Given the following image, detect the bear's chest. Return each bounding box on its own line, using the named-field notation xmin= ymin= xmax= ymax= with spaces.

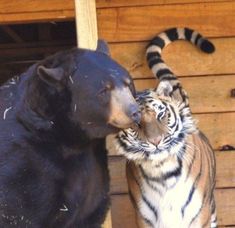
xmin=51 ymin=145 xmax=109 ymax=226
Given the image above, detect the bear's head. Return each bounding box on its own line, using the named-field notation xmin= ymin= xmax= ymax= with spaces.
xmin=16 ymin=41 xmax=140 ymax=142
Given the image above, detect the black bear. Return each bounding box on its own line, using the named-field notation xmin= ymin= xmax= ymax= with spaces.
xmin=0 ymin=42 xmax=140 ymax=227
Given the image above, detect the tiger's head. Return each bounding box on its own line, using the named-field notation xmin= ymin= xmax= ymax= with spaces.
xmin=116 ymin=89 xmax=197 ymax=162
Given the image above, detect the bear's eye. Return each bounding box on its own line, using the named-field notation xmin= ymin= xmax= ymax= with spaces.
xmin=98 ymin=84 xmax=112 ymax=98
xmin=98 ymin=88 xmax=108 ymax=96
xmin=156 ymin=104 xmax=167 ymax=121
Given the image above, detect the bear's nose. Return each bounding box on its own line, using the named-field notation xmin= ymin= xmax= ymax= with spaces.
xmin=129 ymin=105 xmax=141 ymax=125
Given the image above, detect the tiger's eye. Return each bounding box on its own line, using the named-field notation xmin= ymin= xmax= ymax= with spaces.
xmin=158 ymin=110 xmax=166 ymax=121
xmin=159 ymin=105 xmax=164 ymax=110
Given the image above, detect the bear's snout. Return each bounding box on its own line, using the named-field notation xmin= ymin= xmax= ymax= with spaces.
xmin=127 ymin=104 xmax=141 ymax=125
xmin=108 ymin=87 xmax=141 ymax=129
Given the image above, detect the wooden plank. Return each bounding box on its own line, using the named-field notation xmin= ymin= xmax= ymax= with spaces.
xmin=0 ymin=0 xmax=74 ymax=13
xmin=110 ymin=38 xmax=235 ymax=78
xmin=108 ymin=152 xmax=235 ymax=194
xmin=75 ymin=0 xmax=98 ymax=50
xmin=0 ymin=1 xmax=234 ymax=39
xmin=216 ymin=189 xmax=235 ymax=226
xmin=109 ymin=156 xmax=127 ymax=194
xmin=0 ymin=38 xmax=235 ymax=78
xmin=0 ymin=43 xmax=74 ymax=61
xmin=111 ymin=195 xmax=135 ymax=228
xmin=111 ymin=189 xmax=235 ymax=227
xmin=0 ymin=40 xmax=74 ymax=49
xmin=0 ymin=0 xmax=228 ymax=14
xmin=219 ymin=227 xmax=235 ymax=228
xmin=134 ymin=75 xmax=235 ymax=113
xmin=0 ymin=10 xmax=74 ymax=24
xmin=0 ymin=37 xmax=235 ymax=77
xmin=1 ymin=37 xmax=235 ymax=77
xmin=98 ymin=1 xmax=235 ymax=42
xmin=197 ymin=112 xmax=235 ymax=151
xmin=107 ymin=112 xmax=235 ymax=153
xmin=216 ymin=152 xmax=235 ymax=189
xmin=96 ymin=0 xmax=231 ymax=8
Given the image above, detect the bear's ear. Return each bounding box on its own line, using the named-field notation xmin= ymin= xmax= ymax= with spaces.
xmin=37 ymin=65 xmax=66 ymax=90
xmin=96 ymin=39 xmax=110 ymax=56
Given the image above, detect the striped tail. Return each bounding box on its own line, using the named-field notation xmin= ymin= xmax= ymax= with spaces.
xmin=146 ymin=28 xmax=215 ymax=80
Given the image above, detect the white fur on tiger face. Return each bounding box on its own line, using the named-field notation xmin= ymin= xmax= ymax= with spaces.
xmin=117 ymin=88 xmax=196 ymax=163
xmin=115 ymin=28 xmax=217 ymax=228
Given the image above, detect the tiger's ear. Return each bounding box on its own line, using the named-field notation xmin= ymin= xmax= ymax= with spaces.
xmin=37 ymin=65 xmax=66 ymax=90
xmin=156 ymin=81 xmax=173 ymax=97
xmin=96 ymin=39 xmax=110 ymax=56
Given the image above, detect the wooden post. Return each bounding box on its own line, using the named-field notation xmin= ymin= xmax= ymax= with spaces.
xmin=74 ymin=0 xmax=112 ymax=227
xmin=102 ymin=210 xmax=112 ymax=228
xmin=74 ymin=0 xmax=98 ymax=50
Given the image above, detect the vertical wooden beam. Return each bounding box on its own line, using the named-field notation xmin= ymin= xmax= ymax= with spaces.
xmin=102 ymin=210 xmax=112 ymax=228
xmin=74 ymin=0 xmax=98 ymax=50
xmin=74 ymin=0 xmax=111 ymax=227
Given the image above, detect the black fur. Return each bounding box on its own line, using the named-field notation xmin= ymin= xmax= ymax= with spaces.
xmin=0 ymin=46 xmax=135 ymax=227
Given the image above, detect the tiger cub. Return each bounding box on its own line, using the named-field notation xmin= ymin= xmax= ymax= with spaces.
xmin=116 ymin=28 xmax=217 ymax=228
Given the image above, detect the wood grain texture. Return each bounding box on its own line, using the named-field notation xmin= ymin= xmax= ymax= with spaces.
xmin=108 ymin=152 xmax=235 ymax=194
xmin=0 ymin=10 xmax=74 ymax=24
xmin=0 ymin=41 xmax=74 ymax=62
xmin=216 ymin=189 xmax=235 ymax=226
xmin=107 ymin=112 xmax=235 ymax=155
xmin=111 ymin=195 xmax=135 ymax=228
xmin=0 ymin=0 xmax=228 ymax=13
xmin=111 ymin=189 xmax=235 ymax=227
xmin=0 ymin=0 xmax=74 ymax=13
xmin=0 ymin=37 xmax=234 ymax=78
xmin=133 ymin=75 xmax=235 ymax=113
xmin=0 ymin=1 xmax=235 ymax=40
xmin=110 ymin=38 xmax=235 ymax=78
xmin=96 ymin=0 xmax=231 ymax=8
xmin=216 ymin=152 xmax=235 ymax=189
xmin=75 ymin=0 xmax=98 ymax=50
xmin=98 ymin=1 xmax=235 ymax=42
xmin=197 ymin=112 xmax=235 ymax=151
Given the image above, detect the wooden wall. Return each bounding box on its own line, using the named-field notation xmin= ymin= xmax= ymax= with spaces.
xmin=0 ymin=0 xmax=235 ymax=227
xmin=100 ymin=1 xmax=235 ymax=227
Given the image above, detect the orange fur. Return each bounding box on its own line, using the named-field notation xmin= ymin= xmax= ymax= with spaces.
xmin=126 ymin=132 xmax=216 ymax=228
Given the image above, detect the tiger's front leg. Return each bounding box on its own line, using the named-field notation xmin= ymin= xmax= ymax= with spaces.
xmin=210 ymin=197 xmax=217 ymax=228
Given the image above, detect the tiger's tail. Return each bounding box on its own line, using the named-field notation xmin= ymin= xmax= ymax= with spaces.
xmin=146 ymin=27 xmax=215 ymax=81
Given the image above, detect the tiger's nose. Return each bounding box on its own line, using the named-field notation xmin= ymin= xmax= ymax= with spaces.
xmin=129 ymin=105 xmax=141 ymax=125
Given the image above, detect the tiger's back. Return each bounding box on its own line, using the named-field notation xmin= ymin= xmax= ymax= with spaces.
xmin=116 ymin=28 xmax=217 ymax=228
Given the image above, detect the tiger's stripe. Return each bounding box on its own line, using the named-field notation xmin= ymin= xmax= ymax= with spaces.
xmin=146 ymin=27 xmax=215 ymax=107
xmin=146 ymin=27 xmax=215 ymax=81
xmin=126 ymin=133 xmax=216 ymax=228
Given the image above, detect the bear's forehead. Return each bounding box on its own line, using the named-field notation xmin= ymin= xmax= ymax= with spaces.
xmin=77 ymin=51 xmax=128 ymax=75
xmin=72 ymin=51 xmax=130 ymax=87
